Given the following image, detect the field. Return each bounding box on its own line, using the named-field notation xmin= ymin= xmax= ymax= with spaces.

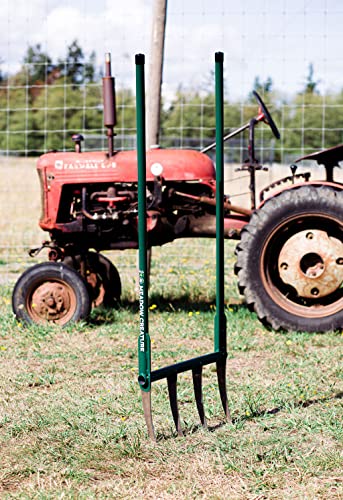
xmin=0 ymin=157 xmax=342 ymax=498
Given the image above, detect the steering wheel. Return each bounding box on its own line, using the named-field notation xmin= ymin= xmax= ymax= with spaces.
xmin=253 ymin=90 xmax=280 ymax=140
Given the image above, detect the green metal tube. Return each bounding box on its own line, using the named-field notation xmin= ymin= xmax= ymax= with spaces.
xmin=135 ymin=54 xmax=151 ymax=391
xmin=214 ymin=52 xmax=227 ymax=353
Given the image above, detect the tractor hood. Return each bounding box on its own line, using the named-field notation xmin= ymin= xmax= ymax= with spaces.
xmin=37 ymin=148 xmax=216 ymax=183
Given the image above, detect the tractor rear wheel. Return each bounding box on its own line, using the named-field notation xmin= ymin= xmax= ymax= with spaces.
xmin=235 ymin=185 xmax=343 ymax=332
xmin=12 ymin=262 xmax=91 ymax=326
xmin=63 ymin=252 xmax=121 ymax=308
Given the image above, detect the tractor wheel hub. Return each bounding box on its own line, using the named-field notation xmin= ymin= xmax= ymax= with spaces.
xmin=278 ymin=229 xmax=343 ymax=298
xmin=32 ymin=282 xmax=71 ymax=320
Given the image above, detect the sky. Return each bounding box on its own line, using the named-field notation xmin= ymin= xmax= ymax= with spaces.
xmin=0 ymin=0 xmax=342 ymax=100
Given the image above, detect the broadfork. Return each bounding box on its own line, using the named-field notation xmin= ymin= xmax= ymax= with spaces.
xmin=135 ymin=52 xmax=231 ymax=440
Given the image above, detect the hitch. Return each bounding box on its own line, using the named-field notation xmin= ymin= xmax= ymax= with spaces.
xmin=29 ymin=241 xmax=63 ymax=260
xmin=135 ymin=52 xmax=231 ymax=439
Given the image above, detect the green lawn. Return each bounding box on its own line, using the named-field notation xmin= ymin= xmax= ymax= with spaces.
xmin=0 ymin=240 xmax=342 ymax=499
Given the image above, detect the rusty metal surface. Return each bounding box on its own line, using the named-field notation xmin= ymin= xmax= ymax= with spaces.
xmin=295 ymin=144 xmax=343 ymax=181
xmin=30 ymin=281 xmax=75 ymax=324
xmin=141 ymin=391 xmax=156 ymax=440
xmin=278 ymin=229 xmax=343 ymax=299
xmin=295 ymin=143 xmax=343 ymax=166
xmin=85 ymin=271 xmax=105 ymax=308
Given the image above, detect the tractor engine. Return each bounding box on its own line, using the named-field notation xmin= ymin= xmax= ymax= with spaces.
xmin=36 ymin=148 xmax=222 ymax=255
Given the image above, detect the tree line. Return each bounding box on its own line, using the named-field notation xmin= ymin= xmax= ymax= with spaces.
xmin=0 ymin=42 xmax=343 ymax=161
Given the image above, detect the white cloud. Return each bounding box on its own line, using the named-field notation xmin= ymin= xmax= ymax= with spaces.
xmin=0 ymin=0 xmax=341 ymax=98
xmin=0 ymin=0 xmax=152 ymax=81
xmin=40 ymin=2 xmax=151 ymax=59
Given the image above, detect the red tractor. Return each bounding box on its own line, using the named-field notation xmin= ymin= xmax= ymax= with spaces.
xmin=12 ymin=56 xmax=343 ymax=332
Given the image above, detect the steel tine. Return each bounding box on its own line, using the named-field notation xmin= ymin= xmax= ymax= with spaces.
xmin=141 ymin=390 xmax=156 ymax=440
xmin=192 ymin=366 xmax=207 ymax=429
xmin=167 ymin=374 xmax=183 ymax=436
xmin=216 ymin=360 xmax=231 ymax=421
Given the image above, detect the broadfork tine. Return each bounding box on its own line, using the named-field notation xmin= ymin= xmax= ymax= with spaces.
xmin=192 ymin=366 xmax=207 ymax=429
xmin=141 ymin=390 xmax=156 ymax=440
xmin=216 ymin=359 xmax=231 ymax=421
xmin=167 ymin=373 xmax=184 ymax=436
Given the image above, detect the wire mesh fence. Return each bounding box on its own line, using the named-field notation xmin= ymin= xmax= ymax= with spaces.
xmin=1 ymin=0 xmax=343 ymax=286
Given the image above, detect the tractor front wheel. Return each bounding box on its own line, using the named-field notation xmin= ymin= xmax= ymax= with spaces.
xmin=12 ymin=262 xmax=91 ymax=326
xmin=235 ymin=185 xmax=343 ymax=332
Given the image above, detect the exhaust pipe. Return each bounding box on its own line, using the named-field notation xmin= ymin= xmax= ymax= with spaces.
xmin=102 ymin=53 xmax=117 ymax=157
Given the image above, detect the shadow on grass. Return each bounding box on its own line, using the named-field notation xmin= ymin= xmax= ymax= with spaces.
xmin=88 ymin=293 xmax=247 ymax=326
xmin=232 ymin=390 xmax=343 ymax=425
xmin=153 ymin=392 xmax=343 ymax=441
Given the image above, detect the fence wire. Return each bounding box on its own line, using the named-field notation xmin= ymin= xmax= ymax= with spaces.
xmin=1 ymin=0 xmax=343 ymax=285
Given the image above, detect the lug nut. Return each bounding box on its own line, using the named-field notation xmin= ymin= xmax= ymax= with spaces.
xmin=336 ymin=257 xmax=343 ymax=265
xmin=280 ymin=262 xmax=288 ymax=270
xmin=306 ymin=232 xmax=314 ymax=240
xmin=311 ymin=287 xmax=319 ymax=296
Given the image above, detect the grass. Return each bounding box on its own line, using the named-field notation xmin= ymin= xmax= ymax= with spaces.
xmin=0 ymin=156 xmax=342 ymax=497
xmin=0 ymin=240 xmax=342 ymax=499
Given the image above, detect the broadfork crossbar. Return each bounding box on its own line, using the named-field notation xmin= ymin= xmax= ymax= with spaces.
xmin=136 ymin=52 xmax=231 ymax=440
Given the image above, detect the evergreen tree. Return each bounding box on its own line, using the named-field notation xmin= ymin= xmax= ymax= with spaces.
xmin=0 ymin=58 xmax=5 ymax=84
xmin=250 ymin=76 xmax=273 ymax=99
xmin=303 ymin=63 xmax=320 ymax=95
xmin=58 ymin=40 xmax=96 ymax=85
xmin=23 ymin=44 xmax=54 ymax=85
xmin=84 ymin=51 xmax=97 ymax=83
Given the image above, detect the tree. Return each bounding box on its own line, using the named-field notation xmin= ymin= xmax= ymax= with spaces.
xmin=0 ymin=71 xmax=42 ymax=153
xmin=23 ymin=44 xmax=54 ymax=85
xmin=0 ymin=57 xmax=6 ymax=84
xmin=162 ymin=88 xmax=242 ymax=153
xmin=0 ymin=41 xmax=100 ymax=154
xmin=249 ymin=76 xmax=273 ymax=101
xmin=303 ymin=63 xmax=320 ymax=95
xmin=162 ymin=89 xmax=216 ymax=147
xmin=84 ymin=51 xmax=97 ymax=83
xmin=59 ymin=40 xmax=96 ymax=86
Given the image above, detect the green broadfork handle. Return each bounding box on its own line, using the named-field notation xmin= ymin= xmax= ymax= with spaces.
xmin=136 ymin=54 xmax=151 ymax=392
xmin=214 ymin=51 xmax=227 ymax=354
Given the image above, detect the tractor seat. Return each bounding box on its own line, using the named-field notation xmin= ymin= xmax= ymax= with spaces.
xmin=295 ymin=143 xmax=343 ymax=182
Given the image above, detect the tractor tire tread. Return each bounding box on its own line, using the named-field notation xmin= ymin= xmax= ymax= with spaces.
xmin=234 ymin=185 xmax=343 ymax=332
